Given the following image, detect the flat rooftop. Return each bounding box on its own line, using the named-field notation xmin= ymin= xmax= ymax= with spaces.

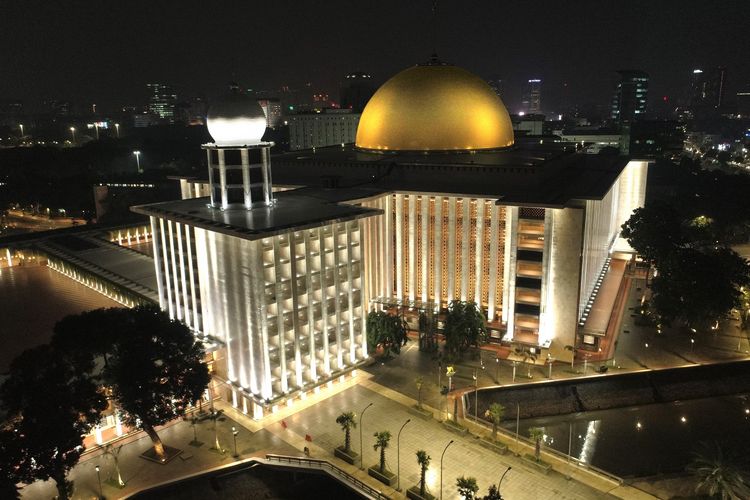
xmin=132 ymin=188 xmax=382 ymax=241
xmin=271 ymin=144 xmax=629 ymax=208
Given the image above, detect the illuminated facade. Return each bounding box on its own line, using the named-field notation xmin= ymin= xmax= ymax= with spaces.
xmin=138 ymin=62 xmax=648 ymax=411
xmin=134 ymin=89 xmax=378 ymax=418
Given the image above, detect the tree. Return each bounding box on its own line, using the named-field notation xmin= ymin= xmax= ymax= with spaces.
xmin=529 ymin=427 xmax=545 ymax=463
xmin=0 ymin=426 xmax=22 ymax=499
xmin=650 ymin=248 xmax=750 ymax=329
xmin=416 ymin=450 xmax=431 ymax=498
xmin=620 ymin=202 xmax=686 ymax=263
xmin=456 ymin=476 xmax=479 ymax=500
xmin=482 ymin=484 xmax=503 ymax=500
xmin=366 ymin=310 xmax=408 ymax=358
xmin=0 ymin=345 xmax=107 ymax=500
xmin=415 ymin=376 xmax=424 ymax=410
xmin=484 ymin=403 xmax=505 ymax=442
xmin=443 ymin=301 xmax=486 ymax=357
xmin=372 ymin=431 xmax=392 ymax=473
xmin=104 ymin=305 xmax=210 ymax=461
xmin=336 ymin=412 xmax=356 ymax=453
xmin=51 ymin=307 xmax=128 ymax=369
xmin=687 ymin=442 xmax=749 ymax=500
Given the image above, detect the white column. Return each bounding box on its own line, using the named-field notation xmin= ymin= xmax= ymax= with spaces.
xmin=447 ymin=198 xmax=457 ymax=302
xmin=408 ymin=195 xmax=416 ymax=301
xmin=385 ymin=195 xmax=394 ymax=298
xmin=487 ymin=204 xmax=500 ymax=321
xmin=461 ymin=199 xmax=470 ymax=301
xmin=475 ymin=200 xmax=485 ymax=305
xmin=395 ymin=194 xmax=404 ymax=299
xmin=433 ymin=197 xmax=443 ymax=309
xmin=421 ymin=195 xmax=429 ymax=303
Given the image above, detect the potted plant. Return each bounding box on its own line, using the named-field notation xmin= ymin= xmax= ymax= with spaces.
xmin=456 ymin=476 xmax=479 ymax=500
xmin=407 ymin=450 xmax=435 ymax=500
xmin=523 ymin=427 xmax=551 ymax=474
xmin=368 ymin=430 xmax=396 ymax=486
xmin=410 ymin=376 xmax=433 ymax=419
xmin=334 ymin=411 xmax=358 ymax=464
xmin=480 ymin=403 xmax=507 ymax=454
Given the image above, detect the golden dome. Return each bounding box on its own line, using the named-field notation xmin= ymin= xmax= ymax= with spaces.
xmin=355 ymin=63 xmax=514 ymax=152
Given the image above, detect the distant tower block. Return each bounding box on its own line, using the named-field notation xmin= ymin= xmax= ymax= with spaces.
xmin=205 ymin=84 xmax=273 ymax=210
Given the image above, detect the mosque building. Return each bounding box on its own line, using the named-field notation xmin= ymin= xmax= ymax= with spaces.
xmin=138 ymin=59 xmax=647 ymax=418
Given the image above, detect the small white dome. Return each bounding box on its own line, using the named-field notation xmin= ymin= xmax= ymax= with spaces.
xmin=207 ymin=87 xmax=267 ymax=146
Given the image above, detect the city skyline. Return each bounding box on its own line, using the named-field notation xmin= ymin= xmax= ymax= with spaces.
xmin=2 ymin=0 xmax=749 ymax=113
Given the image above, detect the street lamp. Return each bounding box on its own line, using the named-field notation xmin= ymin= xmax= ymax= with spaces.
xmin=69 ymin=126 xmax=76 ymax=144
xmin=498 ymin=466 xmax=512 ymax=493
xmin=114 ymin=123 xmax=120 ymax=138
xmin=359 ymin=402 xmax=373 ymax=470
xmin=232 ymin=426 xmax=239 ymax=458
xmin=440 ymin=439 xmax=454 ymax=500
xmin=473 ymin=368 xmax=478 ymax=421
xmin=95 ymin=464 xmax=104 ymax=500
xmin=133 ymin=150 xmax=142 ymax=173
xmin=94 ymin=122 xmax=100 ymax=140
xmin=19 ymin=123 xmax=24 ymax=137
xmin=494 ymin=356 xmax=499 ymax=383
xmin=396 ymin=418 xmax=411 ymax=491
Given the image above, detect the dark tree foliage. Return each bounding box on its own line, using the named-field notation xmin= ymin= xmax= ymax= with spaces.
xmin=443 ymin=300 xmax=487 ymax=357
xmin=0 ymin=345 xmax=106 ymax=500
xmin=52 ymin=307 xmax=128 ymax=369
xmin=366 ymin=310 xmax=408 ymax=357
xmin=651 ymin=248 xmax=750 ymax=329
xmin=105 ymin=305 xmax=210 ymax=460
xmin=0 ymin=426 xmax=22 ymax=499
xmin=623 ymin=162 xmax=750 ymax=329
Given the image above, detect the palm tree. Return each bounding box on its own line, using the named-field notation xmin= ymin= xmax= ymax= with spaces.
xmin=373 ymin=431 xmax=392 ymax=473
xmin=528 ymin=427 xmax=545 ymax=463
xmin=687 ymin=442 xmax=749 ymax=500
xmin=336 ymin=412 xmax=356 ymax=453
xmin=484 ymin=403 xmax=505 ymax=442
xmin=456 ymin=476 xmax=479 ymax=500
xmin=416 ymin=449 xmax=431 ymax=497
xmin=415 ymin=376 xmax=424 ymax=409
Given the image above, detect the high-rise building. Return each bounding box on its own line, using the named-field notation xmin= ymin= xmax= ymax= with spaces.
xmin=257 ymin=98 xmax=283 ymax=128
xmin=487 ymin=77 xmax=503 ymax=99
xmin=146 ymin=83 xmax=178 ymax=122
xmin=522 ymin=79 xmax=542 ymax=114
xmin=690 ymin=67 xmax=727 ymax=112
xmin=611 ymin=70 xmax=648 ymax=123
xmin=287 ymin=109 xmax=360 ymax=150
xmin=340 ymin=72 xmax=375 ymax=113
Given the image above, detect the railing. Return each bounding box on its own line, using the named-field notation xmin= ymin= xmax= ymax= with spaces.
xmin=462 ymin=411 xmax=626 ymax=487
xmin=265 ymin=454 xmax=390 ymax=500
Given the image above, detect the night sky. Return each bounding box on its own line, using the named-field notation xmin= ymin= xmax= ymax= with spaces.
xmin=2 ymin=0 xmax=749 ymax=112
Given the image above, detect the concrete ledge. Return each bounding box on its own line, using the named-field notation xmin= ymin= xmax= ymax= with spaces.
xmin=408 ymin=405 xmax=433 ymax=420
xmin=442 ymin=419 xmax=469 ymax=436
xmin=368 ymin=466 xmax=397 ymax=487
xmin=523 ymin=454 xmax=552 ymax=475
xmin=407 ymin=486 xmax=436 ymax=500
xmin=334 ymin=446 xmax=358 ymax=465
xmin=479 ymin=437 xmax=508 ymax=455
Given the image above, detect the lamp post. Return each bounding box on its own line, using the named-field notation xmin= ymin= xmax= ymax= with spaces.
xmin=440 ymin=439 xmax=454 ymax=500
xmin=232 ymin=426 xmax=239 ymax=458
xmin=396 ymin=418 xmax=411 ymax=491
xmin=515 ymin=402 xmax=520 ymax=454
xmin=19 ymin=123 xmax=24 ymax=137
xmin=69 ymin=126 xmax=76 ymax=144
xmin=114 ymin=123 xmax=120 ymax=138
xmin=95 ymin=464 xmax=104 ymax=500
xmin=495 ymin=356 xmax=499 ymax=383
xmin=473 ymin=368 xmax=478 ymax=421
xmin=359 ymin=402 xmax=373 ymax=470
xmin=133 ymin=150 xmax=142 ymax=173
xmin=94 ymin=122 xmax=100 ymax=140
xmin=498 ymin=466 xmax=511 ymax=492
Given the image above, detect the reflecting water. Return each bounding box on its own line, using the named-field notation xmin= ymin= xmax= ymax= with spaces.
xmin=0 ymin=265 xmax=119 ymax=372
xmin=503 ymin=394 xmax=750 ymax=477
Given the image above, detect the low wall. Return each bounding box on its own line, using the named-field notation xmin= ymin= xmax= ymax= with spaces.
xmin=472 ymin=361 xmax=750 ymax=421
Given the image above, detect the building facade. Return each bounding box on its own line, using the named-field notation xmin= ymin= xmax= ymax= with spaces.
xmin=611 ymin=70 xmax=648 ymax=122
xmin=287 ymin=109 xmax=360 ymax=151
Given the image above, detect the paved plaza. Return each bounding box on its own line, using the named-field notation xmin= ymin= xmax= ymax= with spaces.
xmin=18 ymin=275 xmax=747 ymax=500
